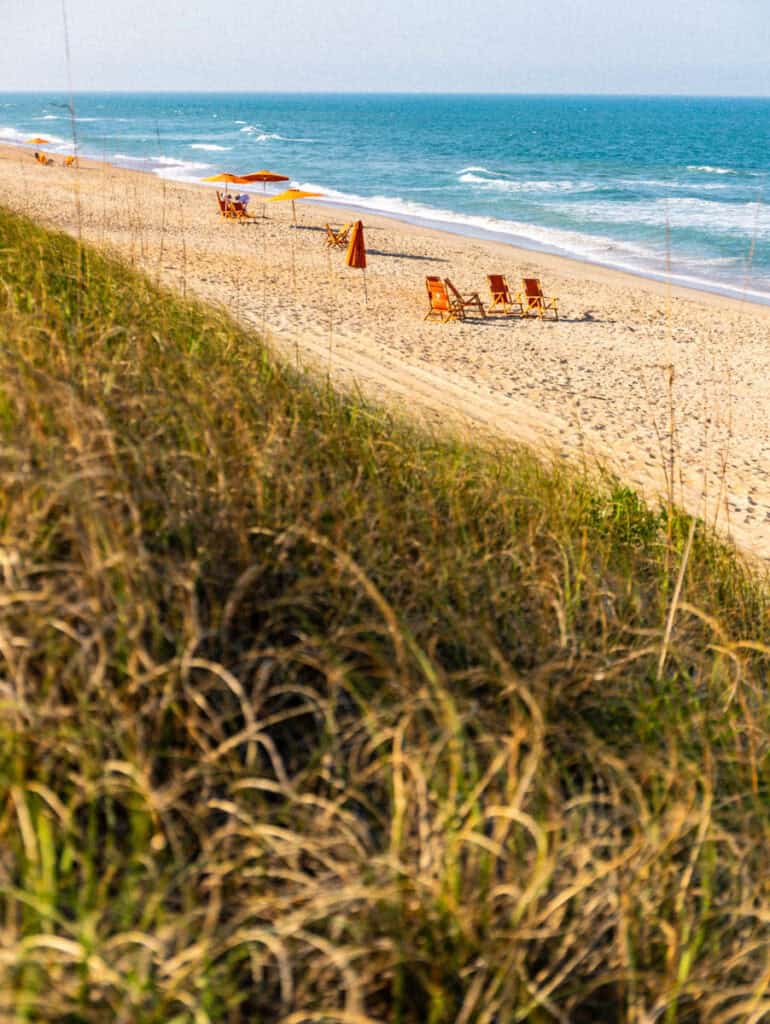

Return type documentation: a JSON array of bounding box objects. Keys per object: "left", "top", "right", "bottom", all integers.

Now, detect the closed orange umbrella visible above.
[
  {"left": 345, "top": 220, "right": 367, "bottom": 303},
  {"left": 345, "top": 220, "right": 366, "bottom": 269},
  {"left": 269, "top": 188, "right": 324, "bottom": 226}
]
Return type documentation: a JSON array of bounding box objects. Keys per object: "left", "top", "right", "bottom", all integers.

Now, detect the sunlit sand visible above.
[{"left": 3, "top": 142, "right": 770, "bottom": 560}]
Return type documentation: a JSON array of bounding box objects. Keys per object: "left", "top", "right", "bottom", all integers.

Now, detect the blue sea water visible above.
[{"left": 2, "top": 92, "right": 770, "bottom": 301}]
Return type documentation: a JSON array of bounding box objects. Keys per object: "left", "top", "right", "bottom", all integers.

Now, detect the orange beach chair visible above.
[
  {"left": 487, "top": 274, "right": 526, "bottom": 316},
  {"left": 425, "top": 276, "right": 464, "bottom": 322},
  {"left": 229, "top": 199, "right": 256, "bottom": 221},
  {"left": 445, "top": 278, "right": 485, "bottom": 318},
  {"left": 521, "top": 278, "right": 559, "bottom": 320},
  {"left": 34, "top": 151, "right": 54, "bottom": 166},
  {"left": 324, "top": 223, "right": 352, "bottom": 248},
  {"left": 215, "top": 191, "right": 256, "bottom": 222}
]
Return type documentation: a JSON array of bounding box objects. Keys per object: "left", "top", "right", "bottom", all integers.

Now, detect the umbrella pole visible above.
[
  {"left": 260, "top": 205, "right": 267, "bottom": 336},
  {"left": 292, "top": 201, "right": 297, "bottom": 227},
  {"left": 362, "top": 269, "right": 368, "bottom": 307},
  {"left": 290, "top": 223, "right": 296, "bottom": 290},
  {"left": 327, "top": 246, "right": 335, "bottom": 377}
]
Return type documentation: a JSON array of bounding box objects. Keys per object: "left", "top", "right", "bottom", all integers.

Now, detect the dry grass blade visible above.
[{"left": 1, "top": 206, "right": 770, "bottom": 1021}]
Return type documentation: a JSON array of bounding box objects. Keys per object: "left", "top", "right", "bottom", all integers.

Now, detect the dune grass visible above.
[{"left": 1, "top": 204, "right": 770, "bottom": 1022}]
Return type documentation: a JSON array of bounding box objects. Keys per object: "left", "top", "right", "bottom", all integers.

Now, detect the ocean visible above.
[{"left": 2, "top": 92, "right": 769, "bottom": 302}]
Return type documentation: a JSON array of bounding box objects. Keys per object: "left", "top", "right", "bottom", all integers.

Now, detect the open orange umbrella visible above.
[
  {"left": 238, "top": 169, "right": 290, "bottom": 215},
  {"left": 345, "top": 220, "right": 367, "bottom": 303},
  {"left": 201, "top": 172, "right": 250, "bottom": 184},
  {"left": 240, "top": 169, "right": 289, "bottom": 185},
  {"left": 27, "top": 137, "right": 51, "bottom": 145},
  {"left": 269, "top": 188, "right": 324, "bottom": 226}
]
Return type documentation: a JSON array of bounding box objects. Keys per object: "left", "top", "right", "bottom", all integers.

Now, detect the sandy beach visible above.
[{"left": 2, "top": 142, "right": 770, "bottom": 562}]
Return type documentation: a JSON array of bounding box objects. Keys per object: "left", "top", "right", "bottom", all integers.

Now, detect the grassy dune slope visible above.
[{"left": 1, "top": 206, "right": 770, "bottom": 1023}]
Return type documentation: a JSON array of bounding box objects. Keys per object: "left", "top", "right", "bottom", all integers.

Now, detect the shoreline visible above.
[
  {"left": 2, "top": 141, "right": 770, "bottom": 564},
  {"left": 271, "top": 185, "right": 770, "bottom": 312},
  {"left": 294, "top": 192, "right": 770, "bottom": 312},
  {"left": 2, "top": 134, "right": 768, "bottom": 311}
]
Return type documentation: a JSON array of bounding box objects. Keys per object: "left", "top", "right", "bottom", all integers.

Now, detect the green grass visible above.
[{"left": 1, "top": 204, "right": 770, "bottom": 1023}]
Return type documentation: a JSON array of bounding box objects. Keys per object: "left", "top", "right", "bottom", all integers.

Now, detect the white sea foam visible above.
[
  {"left": 113, "top": 153, "right": 210, "bottom": 179},
  {"left": 457, "top": 165, "right": 493, "bottom": 174},
  {"left": 0, "top": 125, "right": 32, "bottom": 145},
  {"left": 190, "top": 143, "right": 231, "bottom": 152},
  {"left": 687, "top": 165, "right": 736, "bottom": 175},
  {"left": 37, "top": 114, "right": 100, "bottom": 123},
  {"left": 0, "top": 125, "right": 67, "bottom": 146},
  {"left": 551, "top": 195, "right": 770, "bottom": 239},
  {"left": 633, "top": 178, "right": 733, "bottom": 193},
  {"left": 240, "top": 126, "right": 315, "bottom": 142},
  {"left": 156, "top": 156, "right": 208, "bottom": 168},
  {"left": 688, "top": 255, "right": 744, "bottom": 267},
  {"left": 459, "top": 172, "right": 588, "bottom": 193},
  {"left": 292, "top": 179, "right": 770, "bottom": 301},
  {"left": 295, "top": 180, "right": 654, "bottom": 259}
]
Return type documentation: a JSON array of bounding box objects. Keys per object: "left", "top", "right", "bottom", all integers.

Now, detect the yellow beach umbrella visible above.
[
  {"left": 27, "top": 137, "right": 51, "bottom": 145},
  {"left": 269, "top": 188, "right": 324, "bottom": 226},
  {"left": 201, "top": 172, "right": 250, "bottom": 185}
]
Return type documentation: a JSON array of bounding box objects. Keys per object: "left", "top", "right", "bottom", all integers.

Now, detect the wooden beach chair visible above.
[
  {"left": 521, "top": 278, "right": 559, "bottom": 320},
  {"left": 216, "top": 190, "right": 231, "bottom": 218},
  {"left": 445, "top": 278, "right": 486, "bottom": 318},
  {"left": 487, "top": 274, "right": 526, "bottom": 316},
  {"left": 425, "top": 276, "right": 465, "bottom": 322},
  {"left": 216, "top": 191, "right": 256, "bottom": 223},
  {"left": 324, "top": 223, "right": 352, "bottom": 249},
  {"left": 230, "top": 199, "right": 256, "bottom": 222}
]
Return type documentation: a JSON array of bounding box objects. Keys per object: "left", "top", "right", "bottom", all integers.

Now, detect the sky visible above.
[{"left": 3, "top": 0, "right": 770, "bottom": 95}]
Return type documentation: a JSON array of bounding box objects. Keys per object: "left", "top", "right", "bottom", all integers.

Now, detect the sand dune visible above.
[{"left": 2, "top": 143, "right": 770, "bottom": 561}]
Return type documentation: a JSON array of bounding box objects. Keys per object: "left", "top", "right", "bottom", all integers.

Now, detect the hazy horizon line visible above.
[{"left": 1, "top": 88, "right": 769, "bottom": 101}]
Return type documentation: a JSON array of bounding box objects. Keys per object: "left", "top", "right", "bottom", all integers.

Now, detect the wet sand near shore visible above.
[{"left": 2, "top": 143, "right": 770, "bottom": 562}]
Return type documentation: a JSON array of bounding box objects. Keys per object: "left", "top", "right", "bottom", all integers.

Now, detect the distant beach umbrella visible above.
[
  {"left": 26, "top": 137, "right": 51, "bottom": 145},
  {"left": 201, "top": 172, "right": 250, "bottom": 184},
  {"left": 240, "top": 169, "right": 289, "bottom": 185},
  {"left": 345, "top": 220, "right": 367, "bottom": 304},
  {"left": 240, "top": 169, "right": 291, "bottom": 215},
  {"left": 269, "top": 188, "right": 324, "bottom": 226}
]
